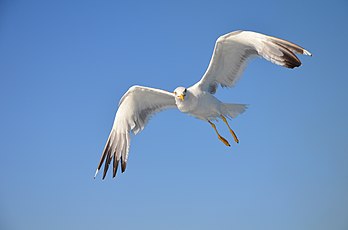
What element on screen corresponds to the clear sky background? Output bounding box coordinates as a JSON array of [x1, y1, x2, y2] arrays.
[[1, 0, 347, 229]]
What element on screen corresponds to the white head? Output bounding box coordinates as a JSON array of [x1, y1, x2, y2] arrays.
[[173, 87, 187, 101]]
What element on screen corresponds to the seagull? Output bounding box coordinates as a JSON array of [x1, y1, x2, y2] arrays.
[[94, 30, 311, 179]]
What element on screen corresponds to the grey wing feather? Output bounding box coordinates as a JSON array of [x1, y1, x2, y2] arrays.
[[95, 85, 176, 179], [195, 30, 312, 94]]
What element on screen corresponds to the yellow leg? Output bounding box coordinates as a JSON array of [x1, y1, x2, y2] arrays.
[[208, 121, 230, 147], [221, 115, 239, 143]]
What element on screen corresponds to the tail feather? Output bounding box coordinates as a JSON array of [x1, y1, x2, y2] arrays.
[[222, 103, 247, 119]]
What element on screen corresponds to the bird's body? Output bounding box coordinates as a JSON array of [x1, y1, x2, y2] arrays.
[[175, 86, 245, 121], [175, 87, 218, 119], [186, 91, 223, 121], [94, 30, 312, 179]]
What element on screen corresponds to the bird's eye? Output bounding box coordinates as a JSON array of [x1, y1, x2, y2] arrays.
[[184, 89, 187, 93], [174, 91, 177, 95]]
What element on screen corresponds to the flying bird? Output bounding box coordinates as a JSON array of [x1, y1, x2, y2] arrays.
[[94, 30, 311, 179]]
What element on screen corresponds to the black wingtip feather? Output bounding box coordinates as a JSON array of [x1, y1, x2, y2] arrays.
[[102, 149, 112, 180], [121, 156, 127, 173], [113, 156, 119, 178], [96, 137, 111, 173], [284, 58, 301, 69], [274, 42, 302, 69]]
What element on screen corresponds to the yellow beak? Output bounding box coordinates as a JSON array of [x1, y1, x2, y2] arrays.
[[178, 94, 185, 101]]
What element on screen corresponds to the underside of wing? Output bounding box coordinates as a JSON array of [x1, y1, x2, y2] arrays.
[[195, 30, 312, 94], [95, 85, 176, 179]]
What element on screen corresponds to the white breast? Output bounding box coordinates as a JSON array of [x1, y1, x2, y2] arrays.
[[176, 90, 222, 121], [175, 94, 197, 113]]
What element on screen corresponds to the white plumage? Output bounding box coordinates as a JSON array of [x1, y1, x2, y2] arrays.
[[95, 30, 312, 179]]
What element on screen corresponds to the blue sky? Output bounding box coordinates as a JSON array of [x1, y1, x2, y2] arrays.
[[1, 0, 347, 229]]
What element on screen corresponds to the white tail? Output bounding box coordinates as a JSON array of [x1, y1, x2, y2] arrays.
[[222, 103, 247, 119]]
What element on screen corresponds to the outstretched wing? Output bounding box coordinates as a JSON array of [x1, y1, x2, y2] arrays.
[[95, 85, 176, 179], [194, 30, 312, 94]]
